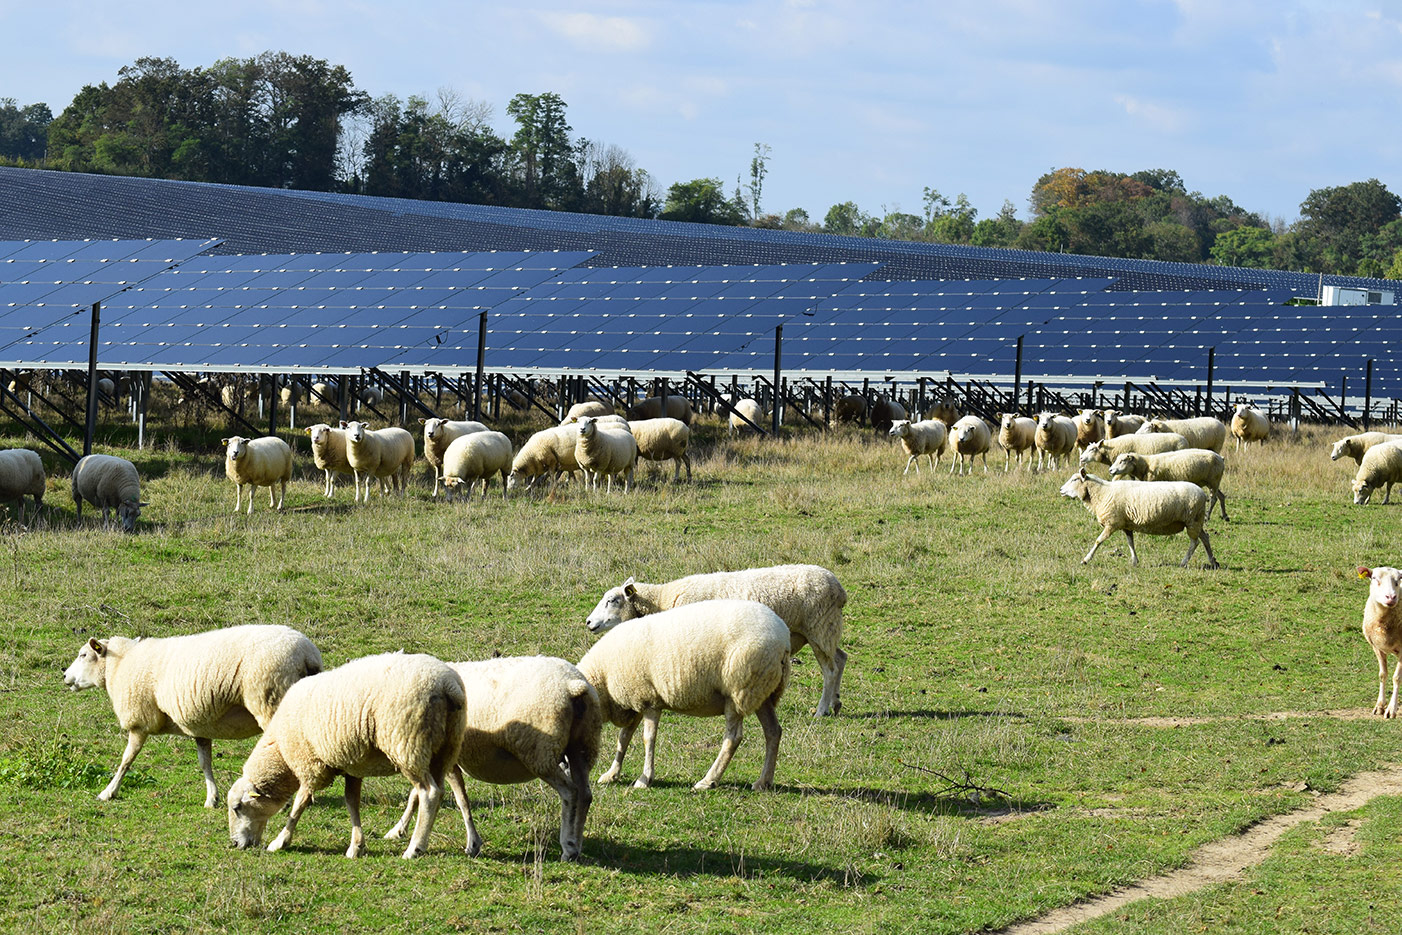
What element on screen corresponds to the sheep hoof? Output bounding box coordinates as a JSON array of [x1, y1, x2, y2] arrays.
[[751, 780, 772, 791], [346, 843, 364, 859], [691, 779, 714, 791], [383, 826, 404, 840], [631, 777, 652, 790], [400, 846, 425, 859], [96, 789, 115, 802]]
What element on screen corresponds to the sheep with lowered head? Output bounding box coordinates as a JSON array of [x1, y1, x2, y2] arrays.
[[1330, 432, 1402, 466], [949, 415, 992, 475], [1351, 442, 1402, 505], [728, 398, 765, 437], [579, 599, 790, 790], [0, 448, 45, 522], [1079, 432, 1189, 466], [441, 430, 513, 502], [575, 415, 638, 493], [1108, 449, 1229, 521], [997, 414, 1035, 472], [508, 424, 582, 492], [585, 564, 848, 717], [1035, 413, 1077, 471], [71, 454, 146, 533], [384, 656, 600, 860], [890, 418, 948, 474], [629, 417, 692, 481], [564, 400, 613, 422], [1060, 468, 1219, 568], [62, 624, 322, 806], [832, 394, 867, 425], [870, 397, 907, 433], [1358, 565, 1402, 717], [221, 435, 293, 514], [340, 420, 415, 502], [420, 418, 488, 496], [227, 652, 464, 859], [1103, 410, 1147, 437], [1136, 416, 1228, 453], [1230, 403, 1270, 451], [306, 423, 353, 498], [625, 394, 692, 425]]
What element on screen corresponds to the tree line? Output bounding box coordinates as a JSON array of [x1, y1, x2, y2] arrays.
[[3, 51, 1401, 279]]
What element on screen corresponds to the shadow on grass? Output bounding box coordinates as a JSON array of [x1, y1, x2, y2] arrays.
[[567, 839, 868, 885], [773, 781, 1050, 819], [850, 708, 1028, 721]]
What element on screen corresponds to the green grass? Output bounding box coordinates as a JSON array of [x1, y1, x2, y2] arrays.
[[0, 410, 1399, 934]]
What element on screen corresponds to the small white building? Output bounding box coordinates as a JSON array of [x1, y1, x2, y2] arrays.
[[1321, 285, 1394, 306]]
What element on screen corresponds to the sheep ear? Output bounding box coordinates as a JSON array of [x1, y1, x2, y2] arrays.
[[1078, 468, 1088, 479], [88, 637, 105, 655], [623, 576, 637, 596], [417, 418, 427, 425], [338, 420, 349, 428], [138, 501, 150, 507], [220, 437, 230, 446], [1359, 566, 1373, 580]]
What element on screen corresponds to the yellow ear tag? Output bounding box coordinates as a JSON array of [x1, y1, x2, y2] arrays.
[[1360, 570, 1371, 579]]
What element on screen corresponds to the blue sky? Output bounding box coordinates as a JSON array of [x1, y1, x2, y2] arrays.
[[4, 0, 1400, 226]]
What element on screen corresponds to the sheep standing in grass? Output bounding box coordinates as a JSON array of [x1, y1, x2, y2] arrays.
[[870, 397, 908, 433], [307, 423, 353, 498], [579, 599, 790, 790], [221, 435, 293, 514], [575, 416, 638, 492], [340, 420, 415, 502], [1035, 413, 1077, 471], [728, 398, 765, 436], [832, 395, 867, 425], [0, 448, 45, 521], [385, 656, 600, 860], [997, 414, 1036, 471], [1103, 410, 1147, 437], [1072, 409, 1106, 455], [1230, 404, 1270, 451], [926, 394, 959, 425], [509, 424, 581, 492], [890, 418, 948, 474], [564, 400, 613, 422], [359, 385, 385, 407], [1330, 432, 1402, 465], [1352, 442, 1402, 505], [949, 415, 992, 475], [629, 417, 692, 481], [62, 624, 322, 806], [227, 652, 464, 859], [71, 454, 145, 533], [420, 417, 488, 496], [1136, 416, 1228, 453], [1079, 433, 1189, 466], [1358, 566, 1402, 717], [586, 564, 848, 717], [441, 430, 513, 501], [1059, 468, 1219, 568], [625, 395, 692, 425], [1109, 449, 1229, 521]]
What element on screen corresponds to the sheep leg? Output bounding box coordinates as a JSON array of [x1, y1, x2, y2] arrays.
[[904, 455, 918, 475], [1184, 528, 1219, 569], [343, 776, 365, 858], [232, 483, 243, 514], [752, 699, 782, 791], [632, 708, 660, 789], [562, 746, 593, 861], [1124, 530, 1139, 565], [384, 789, 417, 841], [245, 483, 255, 515], [443, 765, 482, 856], [1081, 527, 1115, 564], [268, 785, 315, 852], [98, 730, 148, 801], [694, 705, 744, 790], [625, 466, 634, 493], [597, 715, 640, 784], [540, 764, 582, 860], [195, 737, 218, 807], [402, 774, 443, 859], [1216, 488, 1230, 522], [1386, 482, 1394, 505], [1387, 654, 1401, 719], [812, 645, 841, 717]]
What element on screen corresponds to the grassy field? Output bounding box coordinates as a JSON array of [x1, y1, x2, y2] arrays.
[[1, 406, 1399, 934]]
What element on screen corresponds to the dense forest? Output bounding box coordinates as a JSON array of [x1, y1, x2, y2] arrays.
[[4, 52, 1401, 279]]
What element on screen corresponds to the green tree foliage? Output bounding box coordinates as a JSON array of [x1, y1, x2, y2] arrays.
[[823, 201, 878, 237], [660, 178, 746, 225], [1209, 226, 1275, 268], [971, 201, 1023, 247], [505, 92, 577, 209], [356, 93, 508, 204], [0, 99, 52, 163]]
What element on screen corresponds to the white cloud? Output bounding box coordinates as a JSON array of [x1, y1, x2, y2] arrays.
[[533, 11, 651, 52], [1113, 94, 1190, 134]]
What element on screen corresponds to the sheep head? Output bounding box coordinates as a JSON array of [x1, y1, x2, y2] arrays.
[[62, 637, 108, 691], [585, 576, 642, 633], [1361, 566, 1402, 608]]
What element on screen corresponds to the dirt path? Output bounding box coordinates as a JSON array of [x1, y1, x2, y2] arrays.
[[993, 765, 1402, 934]]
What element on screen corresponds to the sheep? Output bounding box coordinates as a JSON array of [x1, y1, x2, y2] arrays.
[[585, 564, 848, 717], [889, 419, 948, 474], [71, 454, 146, 533], [1330, 432, 1402, 466], [1358, 566, 1402, 717], [7, 370, 33, 394], [1059, 468, 1219, 568], [728, 398, 765, 436], [870, 397, 908, 433], [1351, 442, 1402, 505], [949, 415, 992, 475], [508, 423, 582, 492], [359, 385, 385, 406], [0, 448, 45, 522], [310, 381, 333, 403], [278, 380, 305, 406], [1136, 416, 1228, 453], [340, 420, 415, 502], [1079, 433, 1190, 466], [575, 415, 638, 493], [227, 652, 464, 859], [625, 394, 692, 425], [569, 413, 630, 429], [832, 395, 867, 425], [306, 423, 353, 498], [1034, 413, 1077, 472], [62, 624, 322, 807], [1230, 404, 1270, 451], [997, 414, 1036, 472], [1103, 410, 1147, 437], [221, 435, 293, 514], [925, 394, 959, 425], [578, 599, 790, 790], [97, 376, 115, 399], [441, 430, 513, 501], [1072, 409, 1106, 454], [384, 656, 600, 860], [629, 417, 692, 481], [564, 400, 613, 422], [419, 417, 488, 496], [1108, 449, 1229, 521]]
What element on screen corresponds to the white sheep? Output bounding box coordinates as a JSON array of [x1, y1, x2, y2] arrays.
[[441, 430, 513, 501], [996, 414, 1035, 472], [1079, 432, 1190, 466], [1108, 449, 1229, 521], [278, 381, 305, 406], [227, 652, 465, 859], [578, 599, 790, 790], [1330, 432, 1402, 465], [71, 454, 146, 533], [1230, 404, 1270, 451], [625, 394, 693, 424], [1072, 409, 1106, 454], [384, 656, 600, 860], [629, 417, 692, 481], [575, 415, 638, 493], [508, 424, 582, 492], [1136, 416, 1228, 453], [310, 381, 333, 402], [62, 624, 322, 806], [1352, 442, 1402, 505], [340, 420, 415, 502], [420, 417, 488, 496], [1059, 468, 1219, 568], [1034, 413, 1077, 471], [221, 435, 293, 514], [889, 418, 948, 474], [306, 423, 353, 498], [949, 415, 992, 475], [0, 448, 45, 522], [1357, 566, 1402, 717], [1103, 410, 1147, 437], [564, 400, 613, 422], [585, 564, 848, 717], [728, 398, 765, 436]]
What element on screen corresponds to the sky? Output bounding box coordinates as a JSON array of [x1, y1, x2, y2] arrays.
[[4, 0, 1401, 226]]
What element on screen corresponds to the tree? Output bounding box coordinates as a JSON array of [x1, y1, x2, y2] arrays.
[[747, 143, 770, 219], [923, 190, 977, 243], [659, 178, 746, 225], [1385, 248, 1402, 280], [1297, 179, 1401, 273], [506, 92, 576, 209], [823, 201, 876, 237], [971, 200, 1023, 247], [0, 99, 52, 162], [576, 140, 658, 217], [1209, 226, 1275, 268]]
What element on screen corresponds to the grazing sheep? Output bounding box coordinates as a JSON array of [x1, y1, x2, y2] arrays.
[[1330, 432, 1402, 465], [1103, 410, 1147, 437], [1034, 413, 1077, 472], [1072, 409, 1106, 454], [889, 419, 948, 474], [949, 415, 992, 475], [997, 414, 1036, 472], [71, 454, 145, 533], [1109, 449, 1229, 521], [221, 435, 293, 514], [629, 417, 692, 481], [586, 564, 848, 717], [1136, 416, 1228, 453], [359, 385, 385, 406], [728, 398, 765, 436], [97, 377, 115, 399], [310, 381, 333, 402], [625, 395, 692, 425], [575, 416, 638, 493], [832, 395, 867, 425], [227, 652, 465, 859], [0, 448, 45, 521], [385, 656, 600, 860], [578, 599, 790, 790], [1358, 565, 1402, 717], [340, 420, 415, 502], [564, 400, 613, 422], [62, 624, 322, 806], [1079, 433, 1190, 466], [306, 423, 353, 498], [278, 381, 305, 406], [1059, 468, 1219, 568], [508, 424, 582, 492], [420, 418, 488, 496], [1231, 404, 1270, 450], [219, 384, 242, 409], [870, 397, 908, 433], [441, 431, 513, 502], [1352, 442, 1402, 505]]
